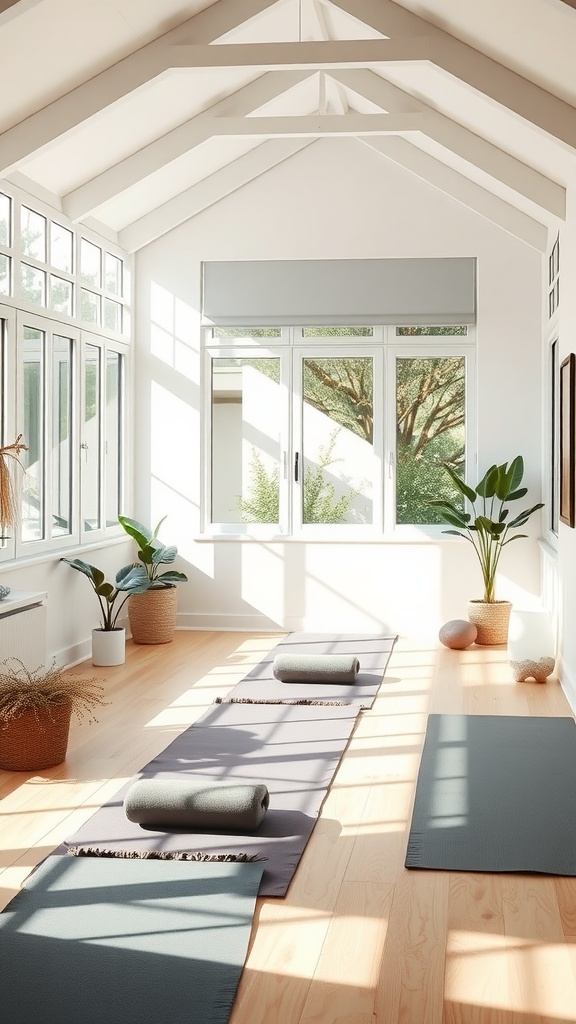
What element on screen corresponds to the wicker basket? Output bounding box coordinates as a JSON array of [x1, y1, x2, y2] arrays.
[[467, 600, 512, 646], [0, 701, 72, 771], [128, 587, 177, 645]]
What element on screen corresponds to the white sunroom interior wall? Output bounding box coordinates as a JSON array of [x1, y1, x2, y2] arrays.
[[134, 136, 545, 637]]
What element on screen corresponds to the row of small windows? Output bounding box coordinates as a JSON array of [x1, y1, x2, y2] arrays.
[[209, 325, 469, 340], [0, 192, 126, 333]]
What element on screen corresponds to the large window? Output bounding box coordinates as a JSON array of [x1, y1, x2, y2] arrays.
[[0, 311, 126, 559], [205, 326, 474, 535], [0, 182, 130, 563], [0, 187, 129, 335]]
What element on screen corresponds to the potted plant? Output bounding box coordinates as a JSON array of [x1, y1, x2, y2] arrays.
[[61, 559, 149, 665], [0, 657, 108, 771], [118, 515, 188, 644], [428, 456, 543, 644]]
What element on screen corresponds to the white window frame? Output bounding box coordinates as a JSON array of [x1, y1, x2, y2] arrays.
[[15, 310, 80, 557], [0, 304, 16, 562], [203, 345, 290, 537], [202, 326, 476, 539], [387, 340, 477, 537], [79, 331, 127, 546]]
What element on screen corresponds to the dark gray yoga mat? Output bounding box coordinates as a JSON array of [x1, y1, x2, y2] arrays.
[[223, 632, 397, 707], [406, 714, 576, 875], [1, 854, 262, 1024], [64, 701, 360, 896]]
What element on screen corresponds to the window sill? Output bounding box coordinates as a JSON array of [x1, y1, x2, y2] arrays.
[[194, 528, 462, 544]]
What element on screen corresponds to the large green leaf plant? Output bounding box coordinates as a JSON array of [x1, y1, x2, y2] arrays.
[[118, 515, 188, 589], [61, 559, 150, 630], [428, 457, 543, 603]]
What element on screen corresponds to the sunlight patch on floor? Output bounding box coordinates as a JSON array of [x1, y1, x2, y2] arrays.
[[446, 929, 576, 1017]]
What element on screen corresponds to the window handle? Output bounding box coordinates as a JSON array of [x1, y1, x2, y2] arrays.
[[294, 452, 300, 482], [388, 451, 395, 478]]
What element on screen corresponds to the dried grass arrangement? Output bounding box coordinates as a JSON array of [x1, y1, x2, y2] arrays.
[[0, 658, 107, 723], [0, 659, 109, 771], [0, 434, 27, 536]]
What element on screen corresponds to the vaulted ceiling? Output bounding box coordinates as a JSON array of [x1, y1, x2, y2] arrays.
[[1, 0, 574, 253]]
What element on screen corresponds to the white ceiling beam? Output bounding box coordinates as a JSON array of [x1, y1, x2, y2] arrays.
[[0, 0, 281, 173], [359, 136, 549, 252], [329, 68, 421, 113], [329, 0, 576, 151], [170, 38, 430, 70], [63, 70, 316, 221], [119, 138, 316, 253], [67, 111, 423, 223], [133, 112, 423, 136], [0, 0, 45, 23], [331, 69, 566, 218]]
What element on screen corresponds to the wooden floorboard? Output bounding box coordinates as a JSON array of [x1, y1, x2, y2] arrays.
[[1, 631, 576, 1023]]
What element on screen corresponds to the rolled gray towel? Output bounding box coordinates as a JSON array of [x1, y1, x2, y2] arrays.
[[124, 779, 270, 831], [272, 653, 360, 683]]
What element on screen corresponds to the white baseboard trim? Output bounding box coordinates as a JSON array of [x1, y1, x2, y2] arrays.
[[176, 613, 284, 632], [53, 639, 92, 668], [560, 660, 576, 715]]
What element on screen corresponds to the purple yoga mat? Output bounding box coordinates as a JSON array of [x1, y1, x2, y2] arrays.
[[222, 633, 397, 708], [63, 701, 361, 897]]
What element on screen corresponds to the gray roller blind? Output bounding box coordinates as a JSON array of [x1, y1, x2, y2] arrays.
[[202, 258, 476, 326]]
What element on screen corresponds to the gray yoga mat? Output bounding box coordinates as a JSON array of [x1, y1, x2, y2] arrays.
[[64, 701, 360, 896], [223, 633, 397, 707], [0, 854, 262, 1024], [406, 714, 576, 874]]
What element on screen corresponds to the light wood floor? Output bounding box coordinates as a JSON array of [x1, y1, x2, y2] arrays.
[[2, 631, 576, 1024]]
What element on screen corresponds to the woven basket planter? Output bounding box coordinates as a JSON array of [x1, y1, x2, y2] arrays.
[[128, 586, 177, 645], [0, 700, 72, 771], [467, 600, 512, 646]]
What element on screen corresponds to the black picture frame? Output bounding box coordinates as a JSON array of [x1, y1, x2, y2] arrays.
[[560, 353, 575, 527]]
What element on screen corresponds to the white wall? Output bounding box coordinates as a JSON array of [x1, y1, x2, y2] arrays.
[[0, 538, 136, 665], [134, 137, 545, 637]]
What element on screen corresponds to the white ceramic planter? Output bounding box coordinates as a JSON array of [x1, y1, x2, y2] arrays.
[[92, 627, 126, 666]]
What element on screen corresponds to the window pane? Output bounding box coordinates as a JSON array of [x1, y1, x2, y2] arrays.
[[21, 207, 46, 261], [396, 326, 468, 336], [50, 275, 73, 316], [51, 335, 73, 537], [103, 297, 121, 333], [80, 238, 101, 287], [303, 327, 373, 337], [105, 253, 122, 295], [302, 357, 373, 524], [211, 357, 281, 524], [51, 222, 73, 273], [80, 288, 99, 324], [22, 327, 45, 541], [0, 193, 11, 246], [0, 254, 11, 295], [82, 344, 101, 532], [105, 351, 122, 526], [20, 263, 46, 305], [212, 328, 281, 339], [396, 356, 466, 525]]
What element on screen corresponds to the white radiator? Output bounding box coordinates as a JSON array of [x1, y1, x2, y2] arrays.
[[0, 591, 48, 668]]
